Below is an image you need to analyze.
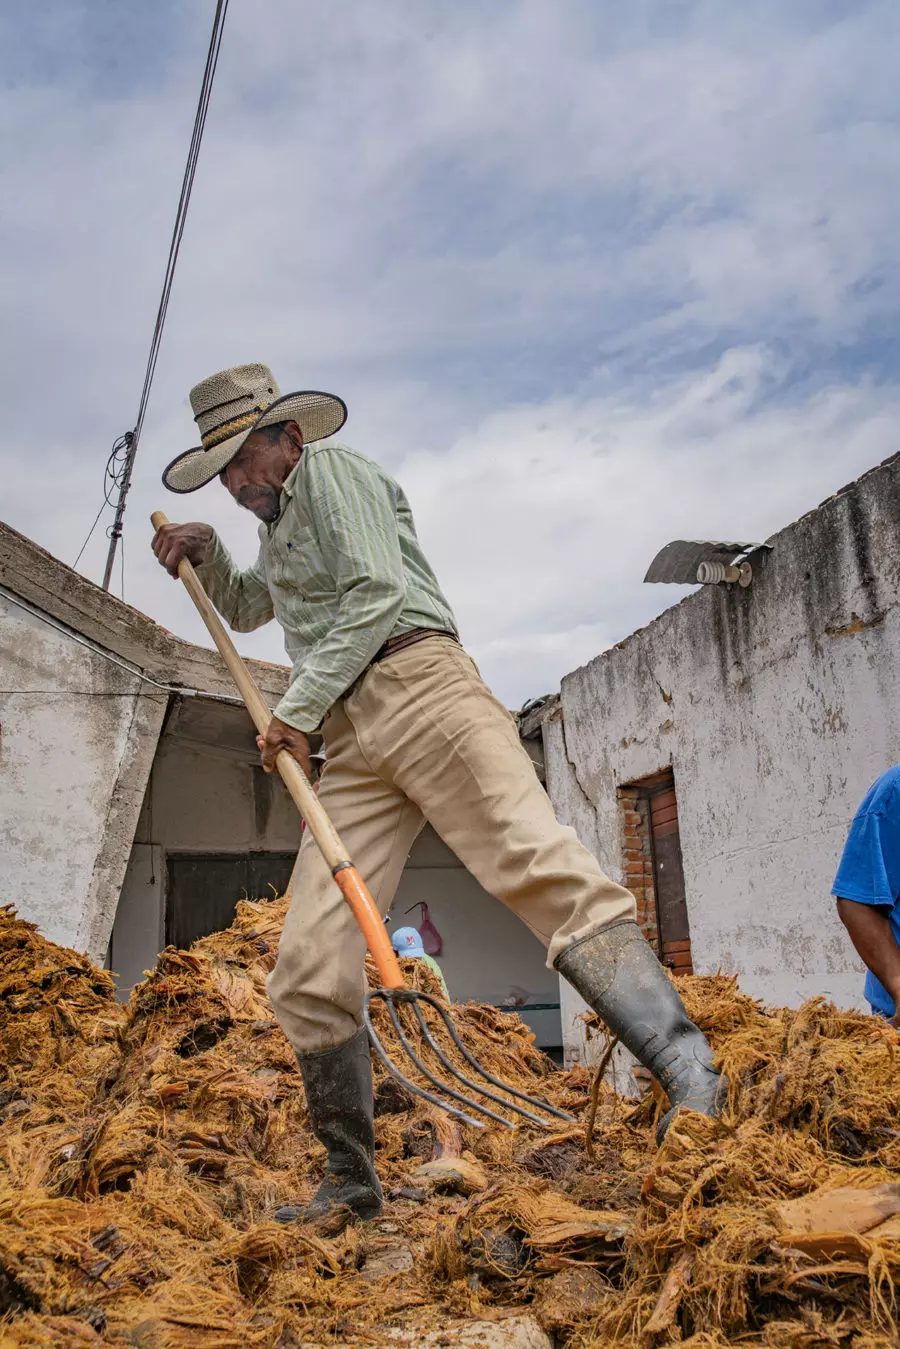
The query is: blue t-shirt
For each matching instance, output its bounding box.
[832,765,900,1017]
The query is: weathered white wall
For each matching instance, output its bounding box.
[0,596,165,957]
[110,844,164,991]
[547,455,900,1063]
[1,517,294,969]
[135,740,303,853]
[393,828,560,1038]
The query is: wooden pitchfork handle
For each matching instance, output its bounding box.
[150,510,405,990]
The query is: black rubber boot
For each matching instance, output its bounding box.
[555,920,727,1141]
[274,1027,383,1224]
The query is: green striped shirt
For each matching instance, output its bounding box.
[196,442,457,732]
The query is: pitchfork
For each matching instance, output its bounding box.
[151,511,573,1131]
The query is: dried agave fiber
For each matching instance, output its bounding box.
[2,899,900,1348]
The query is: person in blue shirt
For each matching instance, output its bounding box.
[833,765,900,1027]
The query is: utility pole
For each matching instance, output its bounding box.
[101,431,136,591]
[90,0,229,592]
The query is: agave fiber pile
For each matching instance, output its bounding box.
[1,898,900,1348]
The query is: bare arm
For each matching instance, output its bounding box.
[836,897,900,1025]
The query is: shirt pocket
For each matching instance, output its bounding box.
[268,524,333,598]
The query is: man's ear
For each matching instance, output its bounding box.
[284,421,304,451]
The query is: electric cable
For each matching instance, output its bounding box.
[0,583,197,696]
[71,0,231,587]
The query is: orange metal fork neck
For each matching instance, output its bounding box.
[333,864,405,989]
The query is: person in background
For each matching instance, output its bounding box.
[834,764,900,1028]
[391,925,450,1001]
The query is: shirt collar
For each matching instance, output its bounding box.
[268,457,302,531]
[281,457,302,500]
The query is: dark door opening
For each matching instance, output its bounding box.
[619,770,693,974]
[166,852,297,950]
[647,780,692,974]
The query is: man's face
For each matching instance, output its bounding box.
[220,425,302,522]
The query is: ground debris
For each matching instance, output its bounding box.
[1,909,900,1346]
[412,1156,489,1196]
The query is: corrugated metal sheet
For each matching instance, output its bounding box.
[643,539,765,584]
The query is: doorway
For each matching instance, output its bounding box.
[618,771,693,974]
[165,852,297,949]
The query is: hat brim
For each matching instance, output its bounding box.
[162,389,347,493]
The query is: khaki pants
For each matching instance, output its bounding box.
[267,638,634,1053]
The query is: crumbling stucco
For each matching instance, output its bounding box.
[0,518,293,961]
[0,594,166,958]
[547,453,900,1064]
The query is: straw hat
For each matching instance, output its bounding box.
[162,363,347,493]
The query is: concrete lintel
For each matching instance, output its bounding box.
[0,517,291,707]
[518,694,560,741]
[82,689,169,961]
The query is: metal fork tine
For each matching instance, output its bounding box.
[365,988,575,1130]
[375,991,516,1128]
[363,999,487,1128]
[413,991,575,1124]
[407,999,563,1127]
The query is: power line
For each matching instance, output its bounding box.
[73,429,134,570]
[73,498,110,571]
[0,584,198,697]
[86,0,231,591]
[73,429,141,570]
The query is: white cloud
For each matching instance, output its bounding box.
[399,346,900,702]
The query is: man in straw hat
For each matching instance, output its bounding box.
[153,364,726,1224]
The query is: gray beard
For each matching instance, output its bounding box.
[237,485,281,522]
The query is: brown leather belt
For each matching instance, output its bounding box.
[370,626,459,666]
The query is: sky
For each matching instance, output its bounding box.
[2,0,899,708]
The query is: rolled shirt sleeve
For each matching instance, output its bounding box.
[832,803,900,907]
[832,774,900,1017]
[194,530,274,632]
[273,449,408,731]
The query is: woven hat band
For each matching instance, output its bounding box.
[201,403,271,452]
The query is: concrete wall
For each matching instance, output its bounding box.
[112,844,165,988]
[1,516,293,965]
[393,828,560,1041]
[546,453,900,1064]
[135,738,302,855]
[0,594,165,957]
